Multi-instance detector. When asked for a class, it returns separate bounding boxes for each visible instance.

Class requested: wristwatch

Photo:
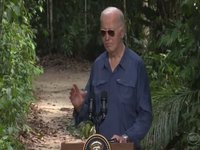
[122,134,129,142]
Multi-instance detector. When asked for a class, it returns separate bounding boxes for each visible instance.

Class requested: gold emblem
[83,134,111,150]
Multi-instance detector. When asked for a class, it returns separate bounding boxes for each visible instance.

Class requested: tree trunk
[50,0,53,52]
[123,0,128,45]
[0,0,5,37]
[47,0,50,52]
[47,0,53,53]
[85,0,87,36]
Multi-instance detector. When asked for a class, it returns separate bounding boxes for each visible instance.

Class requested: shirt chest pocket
[92,80,108,96]
[116,79,137,104]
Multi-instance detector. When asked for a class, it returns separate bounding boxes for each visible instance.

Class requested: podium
[61,134,134,150]
[61,142,134,150]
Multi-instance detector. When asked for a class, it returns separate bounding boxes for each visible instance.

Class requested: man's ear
[120,29,126,39]
[120,26,126,39]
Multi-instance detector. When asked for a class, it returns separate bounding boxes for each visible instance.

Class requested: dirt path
[24,56,90,150]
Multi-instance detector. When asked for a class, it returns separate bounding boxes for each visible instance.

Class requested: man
[69,7,152,150]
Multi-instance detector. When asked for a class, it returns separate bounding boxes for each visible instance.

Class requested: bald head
[100,7,125,28]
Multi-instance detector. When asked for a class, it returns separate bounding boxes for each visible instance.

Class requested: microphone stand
[88,91,107,134]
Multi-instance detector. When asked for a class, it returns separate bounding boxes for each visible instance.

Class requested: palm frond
[142,89,200,150]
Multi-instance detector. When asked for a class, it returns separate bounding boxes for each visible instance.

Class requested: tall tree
[0,0,5,36]
[47,0,53,53]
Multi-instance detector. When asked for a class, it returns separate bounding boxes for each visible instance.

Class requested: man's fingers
[73,84,80,92]
[70,84,79,96]
[111,135,119,141]
[111,135,127,143]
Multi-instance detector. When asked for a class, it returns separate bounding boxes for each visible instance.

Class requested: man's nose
[105,32,110,40]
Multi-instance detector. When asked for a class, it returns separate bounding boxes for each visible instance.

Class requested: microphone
[88,93,95,120]
[100,91,107,120]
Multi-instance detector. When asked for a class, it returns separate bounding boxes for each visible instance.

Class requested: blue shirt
[75,47,152,148]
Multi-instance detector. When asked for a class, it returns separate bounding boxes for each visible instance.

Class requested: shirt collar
[103,47,129,71]
[119,47,129,71]
[103,52,110,70]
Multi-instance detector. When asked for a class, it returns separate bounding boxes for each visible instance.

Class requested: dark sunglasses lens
[108,30,115,36]
[101,30,106,37]
[100,30,115,37]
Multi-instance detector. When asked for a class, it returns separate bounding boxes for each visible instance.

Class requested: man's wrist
[74,103,84,112]
[74,106,81,112]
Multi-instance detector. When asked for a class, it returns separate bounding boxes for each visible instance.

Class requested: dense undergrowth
[0,0,42,149]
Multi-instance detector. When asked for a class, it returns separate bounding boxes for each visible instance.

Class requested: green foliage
[79,121,95,139]
[0,125,24,150]
[0,0,42,149]
[24,0,47,55]
[67,120,95,140]
[60,10,87,57]
[51,0,102,57]
[141,1,200,149]
[142,89,200,150]
[157,9,200,89]
[144,51,181,94]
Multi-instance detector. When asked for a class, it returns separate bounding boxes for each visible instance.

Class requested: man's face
[100,13,124,53]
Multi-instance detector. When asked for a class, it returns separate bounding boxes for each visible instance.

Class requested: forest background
[0,0,200,149]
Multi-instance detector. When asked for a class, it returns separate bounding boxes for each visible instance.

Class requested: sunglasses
[100,29,115,37]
